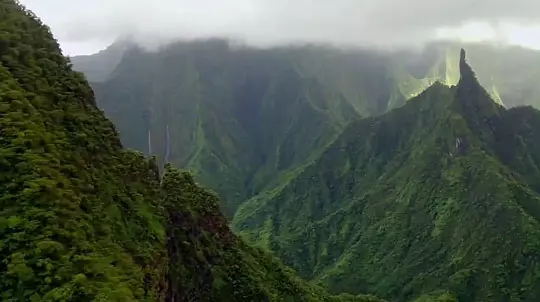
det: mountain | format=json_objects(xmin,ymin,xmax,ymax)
[
  {"xmin": 89, "ymin": 41, "xmax": 404, "ymax": 216},
  {"xmin": 233, "ymin": 50, "xmax": 540, "ymax": 301},
  {"xmin": 0, "ymin": 1, "xmax": 383, "ymax": 301},
  {"xmin": 74, "ymin": 40, "xmax": 540, "ymax": 111},
  {"xmin": 161, "ymin": 165, "xmax": 383, "ymax": 302},
  {"xmin": 73, "ymin": 39, "xmax": 540, "ymax": 217},
  {"xmin": 69, "ymin": 38, "xmax": 132, "ymax": 82},
  {"xmin": 397, "ymin": 42, "xmax": 540, "ymax": 108}
]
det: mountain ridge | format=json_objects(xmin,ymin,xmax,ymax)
[
  {"xmin": 68, "ymin": 23, "xmax": 540, "ymax": 302},
  {"xmin": 233, "ymin": 49, "xmax": 540, "ymax": 301},
  {"xmin": 74, "ymin": 39, "xmax": 540, "ymax": 216},
  {"xmin": 0, "ymin": 1, "xmax": 383, "ymax": 301},
  {"xmin": 91, "ymin": 40, "xmax": 376, "ymax": 216}
]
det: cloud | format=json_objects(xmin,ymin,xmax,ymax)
[{"xmin": 19, "ymin": 0, "xmax": 540, "ymax": 55}]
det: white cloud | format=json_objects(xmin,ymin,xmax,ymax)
[
  {"xmin": 436, "ymin": 21, "xmax": 540, "ymax": 49},
  {"xmin": 19, "ymin": 0, "xmax": 540, "ymax": 55}
]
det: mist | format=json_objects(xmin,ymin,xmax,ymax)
[{"xmin": 19, "ymin": 0, "xmax": 540, "ymax": 55}]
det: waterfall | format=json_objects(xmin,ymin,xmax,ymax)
[
  {"xmin": 165, "ymin": 124, "xmax": 171, "ymax": 163},
  {"xmin": 148, "ymin": 129, "xmax": 152, "ymax": 155}
]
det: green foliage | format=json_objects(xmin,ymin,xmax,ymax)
[
  {"xmin": 76, "ymin": 39, "xmax": 540, "ymax": 221},
  {"xmin": 0, "ymin": 2, "xmax": 384, "ymax": 301},
  {"xmin": 161, "ymin": 165, "xmax": 385, "ymax": 302},
  {"xmin": 86, "ymin": 41, "xmax": 410, "ymax": 216},
  {"xmin": 233, "ymin": 52, "xmax": 540, "ymax": 301},
  {"xmin": 413, "ymin": 291, "xmax": 456, "ymax": 302},
  {"xmin": 0, "ymin": 1, "xmax": 167, "ymax": 300}
]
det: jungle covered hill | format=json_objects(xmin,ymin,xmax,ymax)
[
  {"xmin": 234, "ymin": 50, "xmax": 540, "ymax": 301},
  {"xmin": 0, "ymin": 1, "xmax": 382, "ymax": 301},
  {"xmin": 75, "ymin": 38, "xmax": 540, "ymax": 218}
]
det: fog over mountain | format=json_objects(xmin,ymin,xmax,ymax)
[
  {"xmin": 7, "ymin": 0, "xmax": 540, "ymax": 300},
  {"xmin": 19, "ymin": 0, "xmax": 540, "ymax": 55}
]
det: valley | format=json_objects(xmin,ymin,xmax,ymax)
[
  {"xmin": 72, "ymin": 37, "xmax": 540, "ymax": 301},
  {"xmin": 2, "ymin": 0, "xmax": 540, "ymax": 300}
]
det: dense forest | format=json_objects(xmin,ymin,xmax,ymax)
[
  {"xmin": 5, "ymin": 0, "xmax": 540, "ymax": 301},
  {"xmin": 234, "ymin": 50, "xmax": 540, "ymax": 301},
  {"xmin": 77, "ymin": 33, "xmax": 540, "ymax": 300},
  {"xmin": 0, "ymin": 1, "xmax": 382, "ymax": 301},
  {"xmin": 76, "ymin": 38, "xmax": 540, "ymax": 220}
]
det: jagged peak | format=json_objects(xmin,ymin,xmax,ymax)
[
  {"xmin": 458, "ymin": 48, "xmax": 479, "ymax": 85},
  {"xmin": 456, "ymin": 48, "xmax": 499, "ymax": 104},
  {"xmin": 453, "ymin": 48, "xmax": 503, "ymax": 138}
]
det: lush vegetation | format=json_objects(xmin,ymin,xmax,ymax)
[
  {"xmin": 0, "ymin": 1, "xmax": 384, "ymax": 301},
  {"xmin": 162, "ymin": 165, "xmax": 383, "ymax": 302},
  {"xmin": 90, "ymin": 41, "xmax": 383, "ymax": 216},
  {"xmin": 0, "ymin": 1, "xmax": 167, "ymax": 299},
  {"xmin": 233, "ymin": 50, "xmax": 540, "ymax": 301},
  {"xmin": 66, "ymin": 6, "xmax": 540, "ymax": 302},
  {"xmin": 81, "ymin": 40, "xmax": 460, "ymax": 216},
  {"xmin": 76, "ymin": 39, "xmax": 540, "ymax": 218}
]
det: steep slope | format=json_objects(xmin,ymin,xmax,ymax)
[
  {"xmin": 0, "ymin": 1, "xmax": 383, "ymax": 301},
  {"xmin": 69, "ymin": 38, "xmax": 133, "ymax": 82},
  {"xmin": 446, "ymin": 42, "xmax": 540, "ymax": 108},
  {"xmin": 233, "ymin": 50, "xmax": 540, "ymax": 301},
  {"xmin": 76, "ymin": 40, "xmax": 540, "ymax": 111},
  {"xmin": 75, "ymin": 40, "xmax": 540, "ymax": 217},
  {"xmin": 0, "ymin": 1, "xmax": 166, "ymax": 299},
  {"xmin": 162, "ymin": 165, "xmax": 383, "ymax": 302},
  {"xmin": 91, "ymin": 41, "xmax": 398, "ymax": 215},
  {"xmin": 394, "ymin": 42, "xmax": 540, "ymax": 107}
]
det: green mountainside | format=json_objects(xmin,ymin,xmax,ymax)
[
  {"xmin": 75, "ymin": 40, "xmax": 540, "ymax": 217},
  {"xmin": 68, "ymin": 13, "xmax": 540, "ymax": 302},
  {"xmin": 69, "ymin": 38, "xmax": 132, "ymax": 83},
  {"xmin": 162, "ymin": 165, "xmax": 382, "ymax": 302},
  {"xmin": 0, "ymin": 1, "xmax": 382, "ymax": 301},
  {"xmin": 394, "ymin": 43, "xmax": 540, "ymax": 108},
  {"xmin": 77, "ymin": 40, "xmax": 540, "ymax": 111},
  {"xmin": 233, "ymin": 50, "xmax": 540, "ymax": 301},
  {"xmin": 90, "ymin": 41, "xmax": 402, "ymax": 216}
]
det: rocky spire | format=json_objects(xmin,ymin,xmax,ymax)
[
  {"xmin": 454, "ymin": 48, "xmax": 502, "ymax": 140},
  {"xmin": 459, "ymin": 48, "xmax": 479, "ymax": 86}
]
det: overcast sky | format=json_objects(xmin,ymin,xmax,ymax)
[{"xmin": 19, "ymin": 0, "xmax": 540, "ymax": 55}]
